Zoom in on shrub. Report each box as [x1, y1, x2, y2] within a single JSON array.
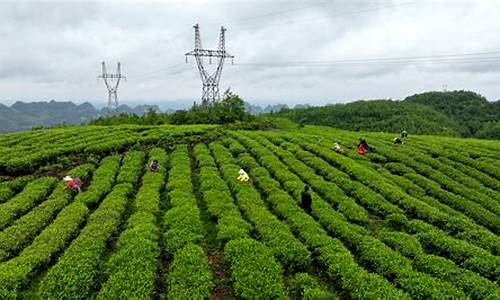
[[0, 176, 34, 203], [0, 177, 57, 230], [117, 150, 145, 184], [98, 148, 167, 298], [289, 273, 337, 300], [225, 238, 286, 299], [210, 142, 311, 270], [39, 183, 133, 299], [167, 244, 213, 299], [0, 165, 93, 261]]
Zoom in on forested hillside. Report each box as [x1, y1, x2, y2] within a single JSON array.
[[274, 100, 462, 136], [404, 91, 500, 137], [274, 91, 500, 139]]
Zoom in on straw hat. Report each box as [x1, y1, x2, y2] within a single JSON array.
[[63, 176, 73, 182]]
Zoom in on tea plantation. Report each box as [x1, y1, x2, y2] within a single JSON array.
[[0, 124, 499, 299]]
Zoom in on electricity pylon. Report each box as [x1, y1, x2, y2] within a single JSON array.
[[185, 24, 234, 106], [98, 62, 126, 113]]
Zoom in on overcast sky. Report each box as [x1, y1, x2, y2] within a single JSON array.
[[0, 0, 500, 108]]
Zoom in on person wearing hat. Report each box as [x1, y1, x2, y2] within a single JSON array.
[[63, 176, 82, 193], [237, 169, 250, 183], [149, 160, 159, 172], [332, 142, 343, 154]]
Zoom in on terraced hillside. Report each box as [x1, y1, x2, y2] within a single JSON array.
[[0, 125, 499, 299]]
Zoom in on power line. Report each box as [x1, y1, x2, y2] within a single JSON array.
[[221, 0, 334, 25], [271, 51, 500, 64], [133, 62, 186, 79], [235, 59, 500, 69], [116, 27, 193, 65], [234, 50, 500, 68], [122, 50, 500, 83], [136, 63, 187, 81], [236, 1, 417, 30], [235, 59, 500, 68]]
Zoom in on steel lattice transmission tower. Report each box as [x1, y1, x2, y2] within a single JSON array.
[[185, 24, 234, 106], [98, 62, 126, 112]]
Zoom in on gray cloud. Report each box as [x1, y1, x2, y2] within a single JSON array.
[[0, 0, 500, 108]]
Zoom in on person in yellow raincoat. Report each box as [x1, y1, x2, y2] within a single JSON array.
[[237, 169, 250, 183]]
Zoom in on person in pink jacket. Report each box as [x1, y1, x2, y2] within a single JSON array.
[[63, 176, 82, 193]]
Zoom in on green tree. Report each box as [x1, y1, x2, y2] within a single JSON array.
[[170, 89, 251, 125]]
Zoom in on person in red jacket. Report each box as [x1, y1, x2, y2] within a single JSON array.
[[358, 142, 368, 155], [358, 138, 369, 155], [358, 138, 374, 155], [63, 176, 82, 193]]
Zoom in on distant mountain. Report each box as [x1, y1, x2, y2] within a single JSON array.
[[0, 103, 39, 132], [101, 104, 161, 116], [264, 104, 289, 113], [293, 104, 311, 109], [244, 102, 264, 115], [244, 102, 309, 115], [272, 90, 500, 139], [10, 100, 101, 126], [0, 101, 159, 132]]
